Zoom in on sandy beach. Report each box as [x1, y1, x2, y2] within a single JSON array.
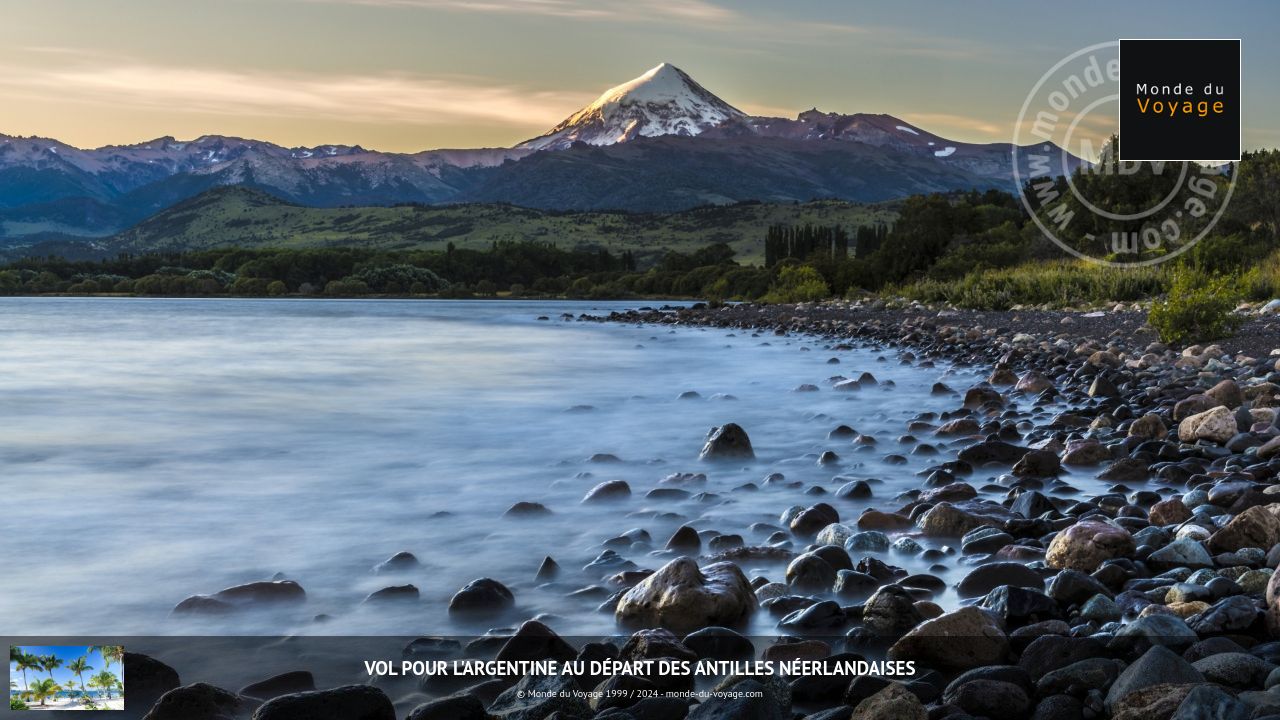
[[18, 697, 124, 711]]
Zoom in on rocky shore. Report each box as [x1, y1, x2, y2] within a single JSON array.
[[127, 299, 1280, 720]]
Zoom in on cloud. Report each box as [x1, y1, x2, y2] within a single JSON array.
[[900, 112, 1007, 137], [0, 61, 592, 129]]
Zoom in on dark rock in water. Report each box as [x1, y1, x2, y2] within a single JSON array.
[[887, 606, 1010, 672], [942, 678, 1030, 720], [957, 562, 1044, 598], [1104, 645, 1204, 711], [1111, 613, 1199, 652], [174, 580, 306, 615], [1189, 595, 1262, 634], [589, 453, 623, 463], [362, 585, 418, 603], [817, 450, 840, 465], [505, 501, 552, 517], [1099, 457, 1150, 483], [593, 675, 659, 712], [497, 620, 578, 664], [932, 382, 953, 395], [683, 626, 754, 660], [1030, 694, 1085, 720], [489, 675, 589, 720], [1045, 520, 1135, 572], [406, 695, 487, 720], [535, 556, 560, 581], [942, 666, 1033, 698], [861, 585, 925, 636], [964, 385, 1005, 408], [402, 637, 462, 660], [979, 585, 1060, 625], [790, 503, 839, 536], [790, 653, 864, 705], [583, 480, 632, 503], [958, 439, 1027, 465], [1011, 489, 1055, 518], [615, 557, 755, 633], [666, 525, 701, 553], [833, 570, 879, 600], [1168, 683, 1250, 720], [373, 551, 419, 573], [239, 672, 316, 702], [699, 423, 754, 460], [836, 480, 872, 499], [1089, 374, 1119, 398], [143, 683, 244, 720], [783, 548, 834, 589], [124, 652, 181, 712], [620, 628, 698, 662], [447, 578, 515, 616], [778, 600, 846, 631], [829, 425, 858, 439], [1012, 450, 1061, 478]]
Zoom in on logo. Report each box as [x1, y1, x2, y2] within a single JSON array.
[[1012, 41, 1238, 267]]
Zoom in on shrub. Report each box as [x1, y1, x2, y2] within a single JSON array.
[[352, 264, 447, 293], [323, 278, 370, 296], [1147, 266, 1243, 345], [763, 265, 831, 303], [267, 280, 288, 296], [12, 698, 29, 710]]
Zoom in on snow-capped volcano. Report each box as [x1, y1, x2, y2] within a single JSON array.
[[517, 63, 745, 151]]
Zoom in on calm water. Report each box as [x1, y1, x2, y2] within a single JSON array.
[[0, 298, 999, 637]]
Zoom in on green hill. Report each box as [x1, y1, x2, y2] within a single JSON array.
[[105, 186, 895, 265]]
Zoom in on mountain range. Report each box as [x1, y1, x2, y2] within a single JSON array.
[[0, 62, 1079, 251]]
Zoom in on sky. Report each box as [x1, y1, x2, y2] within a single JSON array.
[[1, 0, 1277, 153], [9, 646, 120, 693]]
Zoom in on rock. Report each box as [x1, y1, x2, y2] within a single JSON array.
[[1113, 613, 1199, 650], [833, 570, 879, 600], [683, 627, 754, 661], [448, 578, 514, 616], [887, 606, 1010, 671], [956, 562, 1044, 598], [1046, 569, 1112, 606], [1177, 406, 1238, 444], [1045, 521, 1135, 572], [583, 480, 631, 503], [862, 585, 925, 637], [1206, 379, 1244, 409], [1079, 594, 1122, 623], [239, 672, 316, 701], [700, 424, 754, 460], [1016, 372, 1054, 394], [1110, 683, 1196, 720], [124, 652, 181, 712], [937, 418, 981, 435], [845, 531, 890, 552], [1169, 684, 1250, 720], [1149, 498, 1192, 525], [1012, 450, 1062, 478], [1148, 538, 1215, 570], [1011, 490, 1055, 518], [791, 504, 840, 536], [489, 675, 590, 720], [373, 551, 419, 573], [1089, 374, 1120, 398], [1104, 645, 1204, 711], [615, 557, 755, 633], [957, 439, 1025, 464], [850, 682, 925, 720], [497, 620, 578, 664], [174, 580, 306, 614], [856, 510, 913, 531], [143, 683, 244, 720], [1036, 658, 1122, 697], [1061, 439, 1111, 465], [779, 600, 846, 632], [363, 584, 418, 603], [1189, 595, 1262, 634], [815, 523, 855, 547], [785, 553, 837, 592], [535, 556, 560, 581], [1128, 413, 1169, 440], [1207, 505, 1280, 553], [666, 526, 701, 552], [1192, 652, 1274, 688], [505, 501, 552, 517], [1018, 635, 1106, 678], [943, 679, 1030, 720], [252, 686, 394, 720], [979, 585, 1059, 625], [917, 502, 989, 537], [406, 695, 487, 720]]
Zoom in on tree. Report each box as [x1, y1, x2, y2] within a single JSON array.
[[14, 652, 40, 697], [89, 671, 120, 700], [40, 654, 62, 682], [66, 656, 92, 700], [1231, 149, 1280, 238], [26, 678, 61, 707]]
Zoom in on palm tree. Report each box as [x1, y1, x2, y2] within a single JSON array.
[[66, 656, 92, 700], [89, 645, 123, 674], [26, 678, 61, 707], [14, 652, 41, 697], [40, 654, 63, 682], [89, 671, 119, 701]]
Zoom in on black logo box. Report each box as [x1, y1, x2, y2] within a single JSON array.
[[1119, 39, 1241, 162]]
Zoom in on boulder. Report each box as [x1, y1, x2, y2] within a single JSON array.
[[252, 686, 395, 720], [1177, 406, 1237, 444], [862, 585, 925, 637], [1128, 413, 1168, 440], [615, 557, 755, 633], [447, 578, 515, 616], [488, 675, 590, 720], [956, 563, 1044, 598], [1104, 645, 1204, 711], [700, 424, 754, 460], [850, 682, 926, 720], [1045, 521, 1135, 572], [144, 683, 244, 720], [239, 672, 316, 701], [887, 606, 1009, 671], [1207, 505, 1280, 553]]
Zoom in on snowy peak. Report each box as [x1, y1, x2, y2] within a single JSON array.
[[517, 63, 745, 151]]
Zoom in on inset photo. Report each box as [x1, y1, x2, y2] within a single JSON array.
[[9, 646, 124, 711]]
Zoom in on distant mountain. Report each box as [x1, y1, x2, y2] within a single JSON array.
[[0, 62, 1081, 248], [517, 63, 746, 151]]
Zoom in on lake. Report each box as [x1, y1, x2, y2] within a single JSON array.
[[0, 297, 987, 637]]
